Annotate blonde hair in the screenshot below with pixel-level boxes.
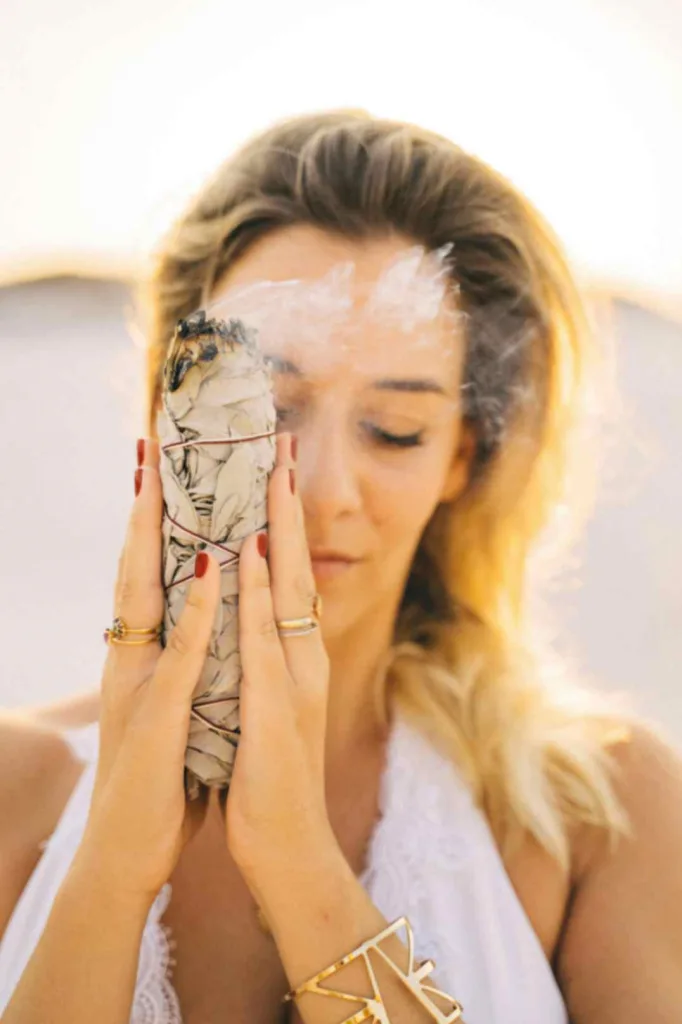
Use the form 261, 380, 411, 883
135, 110, 642, 871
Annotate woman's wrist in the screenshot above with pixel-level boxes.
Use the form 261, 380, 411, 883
234, 816, 342, 918
70, 835, 159, 921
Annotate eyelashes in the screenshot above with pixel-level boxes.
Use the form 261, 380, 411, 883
364, 424, 425, 448
275, 408, 425, 449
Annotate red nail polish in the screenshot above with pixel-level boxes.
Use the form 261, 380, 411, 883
257, 531, 269, 558
136, 438, 145, 467
291, 435, 298, 462
134, 468, 143, 497
195, 552, 209, 578
289, 468, 296, 495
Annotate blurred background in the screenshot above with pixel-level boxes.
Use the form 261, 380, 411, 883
1, 0, 680, 739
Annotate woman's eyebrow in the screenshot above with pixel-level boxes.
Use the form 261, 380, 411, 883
264, 354, 447, 396
372, 378, 446, 395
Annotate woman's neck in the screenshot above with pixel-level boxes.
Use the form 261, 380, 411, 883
322, 602, 396, 773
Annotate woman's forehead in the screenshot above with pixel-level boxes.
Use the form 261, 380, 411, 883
206, 232, 465, 385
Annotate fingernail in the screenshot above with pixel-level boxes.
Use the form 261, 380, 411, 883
257, 531, 269, 558
195, 552, 209, 578
289, 468, 296, 495
136, 438, 145, 467
134, 467, 143, 497
291, 435, 298, 462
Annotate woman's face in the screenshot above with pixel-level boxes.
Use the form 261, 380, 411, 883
207, 225, 476, 638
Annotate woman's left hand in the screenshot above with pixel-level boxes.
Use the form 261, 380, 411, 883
222, 431, 334, 886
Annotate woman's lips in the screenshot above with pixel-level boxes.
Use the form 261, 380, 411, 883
310, 556, 358, 581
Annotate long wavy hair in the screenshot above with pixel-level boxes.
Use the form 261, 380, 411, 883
134, 110, 640, 871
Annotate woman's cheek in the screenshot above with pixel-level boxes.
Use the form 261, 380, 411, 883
371, 464, 443, 541
381, 448, 447, 505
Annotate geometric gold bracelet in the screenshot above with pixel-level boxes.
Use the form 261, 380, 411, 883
281, 916, 464, 1023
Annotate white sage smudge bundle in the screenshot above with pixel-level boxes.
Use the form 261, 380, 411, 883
155, 310, 277, 799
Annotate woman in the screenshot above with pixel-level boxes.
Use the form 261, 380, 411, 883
1, 110, 680, 1024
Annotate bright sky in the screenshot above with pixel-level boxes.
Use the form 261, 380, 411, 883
2, 0, 680, 317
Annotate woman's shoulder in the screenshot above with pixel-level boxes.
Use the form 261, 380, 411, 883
0, 703, 93, 849
567, 718, 682, 879
493, 716, 682, 968
0, 689, 100, 820
0, 703, 94, 943
0, 692, 99, 858
13, 688, 101, 731
553, 720, 682, 1017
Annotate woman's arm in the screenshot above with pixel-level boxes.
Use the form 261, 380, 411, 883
1, 847, 153, 1024
556, 723, 682, 1022
0, 716, 85, 946
251, 824, 463, 1024
0, 720, 144, 1024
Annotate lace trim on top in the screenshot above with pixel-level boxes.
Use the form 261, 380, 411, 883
133, 884, 182, 1024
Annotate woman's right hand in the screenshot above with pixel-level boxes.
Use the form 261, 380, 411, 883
77, 437, 221, 905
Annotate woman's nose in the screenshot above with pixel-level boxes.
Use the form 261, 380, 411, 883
295, 419, 363, 522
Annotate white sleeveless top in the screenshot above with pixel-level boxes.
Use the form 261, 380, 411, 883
0, 708, 569, 1023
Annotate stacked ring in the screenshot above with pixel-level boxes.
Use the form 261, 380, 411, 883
104, 595, 321, 643
103, 616, 163, 646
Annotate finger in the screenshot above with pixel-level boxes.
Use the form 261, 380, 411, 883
238, 529, 290, 717
113, 438, 163, 620
109, 437, 164, 665
268, 432, 327, 686
147, 551, 221, 723
99, 438, 165, 776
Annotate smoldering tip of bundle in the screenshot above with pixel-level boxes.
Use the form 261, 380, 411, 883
165, 309, 260, 393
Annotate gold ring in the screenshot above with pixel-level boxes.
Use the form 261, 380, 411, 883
103, 616, 163, 646
275, 592, 322, 637
275, 617, 319, 638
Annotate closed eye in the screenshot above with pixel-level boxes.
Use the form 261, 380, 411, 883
362, 423, 425, 448
274, 408, 426, 449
